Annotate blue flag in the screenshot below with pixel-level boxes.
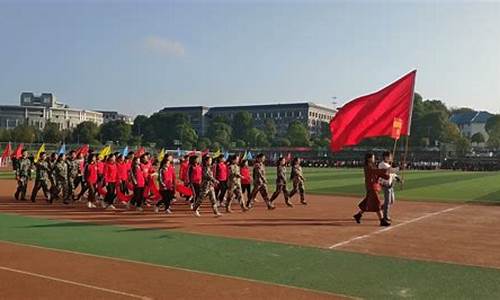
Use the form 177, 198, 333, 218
122, 146, 129, 157
223, 151, 229, 160
177, 147, 182, 157
58, 144, 66, 155
246, 151, 253, 160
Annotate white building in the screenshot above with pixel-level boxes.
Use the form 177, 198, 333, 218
0, 92, 103, 130
449, 111, 493, 140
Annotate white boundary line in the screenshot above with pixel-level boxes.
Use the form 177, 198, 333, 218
0, 240, 354, 300
329, 205, 464, 249
0, 265, 151, 300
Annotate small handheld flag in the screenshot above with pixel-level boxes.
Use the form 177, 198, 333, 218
157, 148, 165, 161
98, 145, 112, 160
34, 144, 45, 163
246, 151, 253, 161
122, 146, 129, 157
223, 151, 229, 160
58, 144, 66, 155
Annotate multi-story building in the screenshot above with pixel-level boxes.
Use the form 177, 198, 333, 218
449, 111, 493, 141
0, 92, 103, 130
160, 102, 336, 137
98, 110, 134, 125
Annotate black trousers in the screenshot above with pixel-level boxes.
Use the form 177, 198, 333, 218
216, 181, 228, 202
30, 180, 50, 202
158, 189, 175, 210
132, 187, 145, 207
104, 182, 116, 205
191, 183, 200, 203
120, 180, 129, 195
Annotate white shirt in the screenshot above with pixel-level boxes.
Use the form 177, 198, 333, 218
378, 161, 399, 187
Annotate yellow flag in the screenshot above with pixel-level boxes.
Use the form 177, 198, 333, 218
98, 145, 111, 160
34, 143, 45, 163
213, 149, 221, 158
157, 148, 165, 161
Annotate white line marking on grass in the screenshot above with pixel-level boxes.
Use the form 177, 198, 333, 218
0, 241, 354, 300
329, 205, 464, 249
0, 265, 152, 300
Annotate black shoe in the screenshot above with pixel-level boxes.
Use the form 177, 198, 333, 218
300, 200, 308, 205
14, 192, 19, 200
353, 213, 362, 224
380, 219, 391, 227
384, 217, 392, 222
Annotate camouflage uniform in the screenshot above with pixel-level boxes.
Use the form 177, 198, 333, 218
249, 162, 273, 209
48, 158, 58, 198
193, 165, 220, 215
67, 158, 81, 198
14, 158, 31, 200
289, 165, 306, 204
54, 160, 70, 202
30, 159, 51, 202
269, 165, 292, 206
226, 164, 247, 211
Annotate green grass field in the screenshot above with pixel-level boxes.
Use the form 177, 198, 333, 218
2, 168, 500, 203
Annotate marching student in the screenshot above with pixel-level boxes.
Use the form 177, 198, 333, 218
48, 152, 59, 201
248, 153, 274, 210
226, 155, 247, 212
192, 155, 222, 217
54, 153, 70, 204
84, 154, 98, 208
378, 151, 401, 223
14, 150, 31, 201
240, 159, 252, 207
67, 150, 80, 201
289, 157, 307, 205
103, 154, 118, 210
179, 154, 191, 202
30, 152, 51, 203
156, 153, 176, 214
269, 156, 293, 207
129, 156, 146, 212
188, 155, 202, 207
353, 152, 391, 227
214, 154, 228, 207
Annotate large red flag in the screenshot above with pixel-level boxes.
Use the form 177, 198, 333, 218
329, 71, 416, 152
1, 143, 11, 162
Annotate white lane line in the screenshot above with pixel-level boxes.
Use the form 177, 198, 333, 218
329, 205, 464, 249
0, 265, 152, 300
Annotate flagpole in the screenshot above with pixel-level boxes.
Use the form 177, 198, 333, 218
401, 70, 417, 190
392, 138, 398, 160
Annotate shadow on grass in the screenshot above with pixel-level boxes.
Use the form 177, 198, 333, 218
21, 222, 98, 228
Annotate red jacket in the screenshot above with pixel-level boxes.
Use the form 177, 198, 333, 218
179, 161, 189, 182
85, 163, 98, 185
240, 166, 251, 185
160, 165, 176, 191
117, 161, 129, 181
97, 161, 105, 175
215, 162, 228, 181
189, 164, 202, 184
104, 162, 118, 183
132, 164, 146, 188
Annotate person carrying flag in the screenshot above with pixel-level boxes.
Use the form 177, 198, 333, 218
14, 150, 31, 201
30, 152, 51, 203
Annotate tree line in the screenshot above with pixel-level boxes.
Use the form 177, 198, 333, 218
0, 93, 496, 154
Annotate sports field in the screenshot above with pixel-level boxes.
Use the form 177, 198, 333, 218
1, 168, 500, 299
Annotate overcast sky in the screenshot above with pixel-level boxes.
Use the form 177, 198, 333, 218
0, 0, 499, 116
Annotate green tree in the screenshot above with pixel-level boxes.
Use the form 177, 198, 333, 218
487, 135, 500, 149
247, 128, 270, 147
264, 119, 277, 140
132, 115, 149, 137
196, 137, 211, 150
100, 120, 132, 144
485, 115, 500, 134
471, 132, 485, 144
207, 117, 232, 148
232, 112, 253, 141
177, 123, 198, 149
72, 121, 100, 145
455, 137, 471, 157
0, 128, 11, 142
42, 122, 63, 143
286, 121, 310, 146
273, 137, 291, 147
11, 124, 37, 143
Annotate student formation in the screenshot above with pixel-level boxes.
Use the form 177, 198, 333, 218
12, 150, 307, 217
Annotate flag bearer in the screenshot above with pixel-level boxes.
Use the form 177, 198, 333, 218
30, 152, 51, 203
14, 150, 31, 201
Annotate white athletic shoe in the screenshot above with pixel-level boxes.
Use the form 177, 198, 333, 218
90, 203, 97, 208
194, 210, 201, 217
165, 208, 172, 214
87, 202, 92, 208
154, 206, 159, 213
136, 206, 144, 212
215, 212, 222, 217
107, 204, 116, 210
190, 203, 194, 210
